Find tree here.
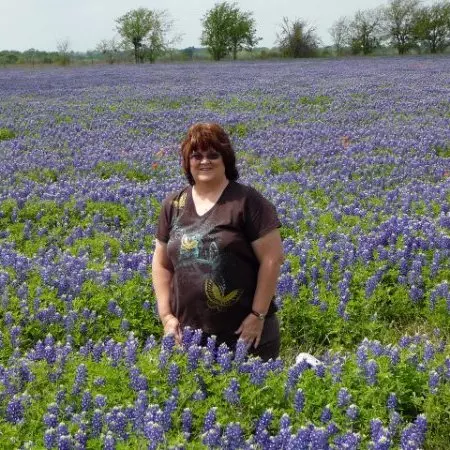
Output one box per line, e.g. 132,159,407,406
116,8,173,63
413,1,450,53
329,17,350,56
384,0,420,54
96,38,120,64
201,2,260,61
276,17,321,58
348,8,384,55
56,39,71,65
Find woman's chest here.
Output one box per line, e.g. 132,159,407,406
167,207,250,264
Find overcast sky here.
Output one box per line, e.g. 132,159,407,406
0,0,434,52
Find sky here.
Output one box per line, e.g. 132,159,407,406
0,0,434,52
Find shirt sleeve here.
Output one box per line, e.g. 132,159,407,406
243,187,282,242
155,195,174,243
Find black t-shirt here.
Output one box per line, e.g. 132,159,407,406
156,181,281,335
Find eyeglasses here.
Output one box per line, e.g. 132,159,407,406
189,151,221,161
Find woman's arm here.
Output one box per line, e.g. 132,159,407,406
152,239,181,343
236,229,284,348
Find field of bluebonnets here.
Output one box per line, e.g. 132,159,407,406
0,56,450,449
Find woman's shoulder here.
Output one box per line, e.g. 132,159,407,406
229,181,269,202
162,186,190,206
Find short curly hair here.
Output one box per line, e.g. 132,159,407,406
180,122,239,185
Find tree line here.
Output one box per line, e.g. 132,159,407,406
2,0,450,66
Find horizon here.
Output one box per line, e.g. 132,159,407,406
0,0,438,53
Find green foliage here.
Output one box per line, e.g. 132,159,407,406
18,168,58,184
0,127,15,140
384,0,420,54
435,145,450,158
412,1,450,53
116,8,171,63
201,2,260,60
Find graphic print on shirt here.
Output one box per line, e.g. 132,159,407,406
170,193,243,311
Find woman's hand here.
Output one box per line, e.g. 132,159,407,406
163,315,182,345
235,314,264,348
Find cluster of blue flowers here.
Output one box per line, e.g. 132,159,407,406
0,58,449,447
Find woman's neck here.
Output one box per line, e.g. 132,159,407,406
193,178,229,198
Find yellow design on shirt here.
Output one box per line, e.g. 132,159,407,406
204,278,243,310
172,192,187,209
181,234,198,251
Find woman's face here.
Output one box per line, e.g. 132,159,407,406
189,148,227,185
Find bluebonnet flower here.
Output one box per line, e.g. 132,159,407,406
222,422,245,449
81,390,91,412
129,366,147,392
320,405,332,423
326,422,339,437
161,333,176,353
428,370,439,394
400,416,427,450
72,364,87,395
249,359,269,385
181,408,193,438
167,362,180,385
124,332,138,366
294,388,305,412
44,413,58,428
202,425,221,448
192,328,203,346
217,344,232,373
203,407,217,432
187,345,202,371
309,427,328,448
337,387,352,408
44,428,57,449
224,378,240,404
285,359,309,395
182,326,194,349
10,325,21,348
158,350,170,369
346,404,359,421
162,394,177,432
314,363,326,378
202,349,214,367
333,432,361,449
387,393,397,410
233,339,248,367
6,395,23,424
93,376,106,387
423,341,435,364
365,359,379,385
103,431,115,450
388,411,402,435
57,434,72,450
143,335,157,351
206,335,217,355
279,412,291,430
144,421,164,449
92,409,103,437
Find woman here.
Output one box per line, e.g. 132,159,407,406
152,123,284,361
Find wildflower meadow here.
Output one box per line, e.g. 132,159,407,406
0,57,449,449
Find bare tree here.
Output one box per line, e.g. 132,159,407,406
329,16,350,56
384,0,420,54
276,17,321,58
56,39,71,65
96,38,120,64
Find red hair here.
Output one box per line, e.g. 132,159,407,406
180,123,239,185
